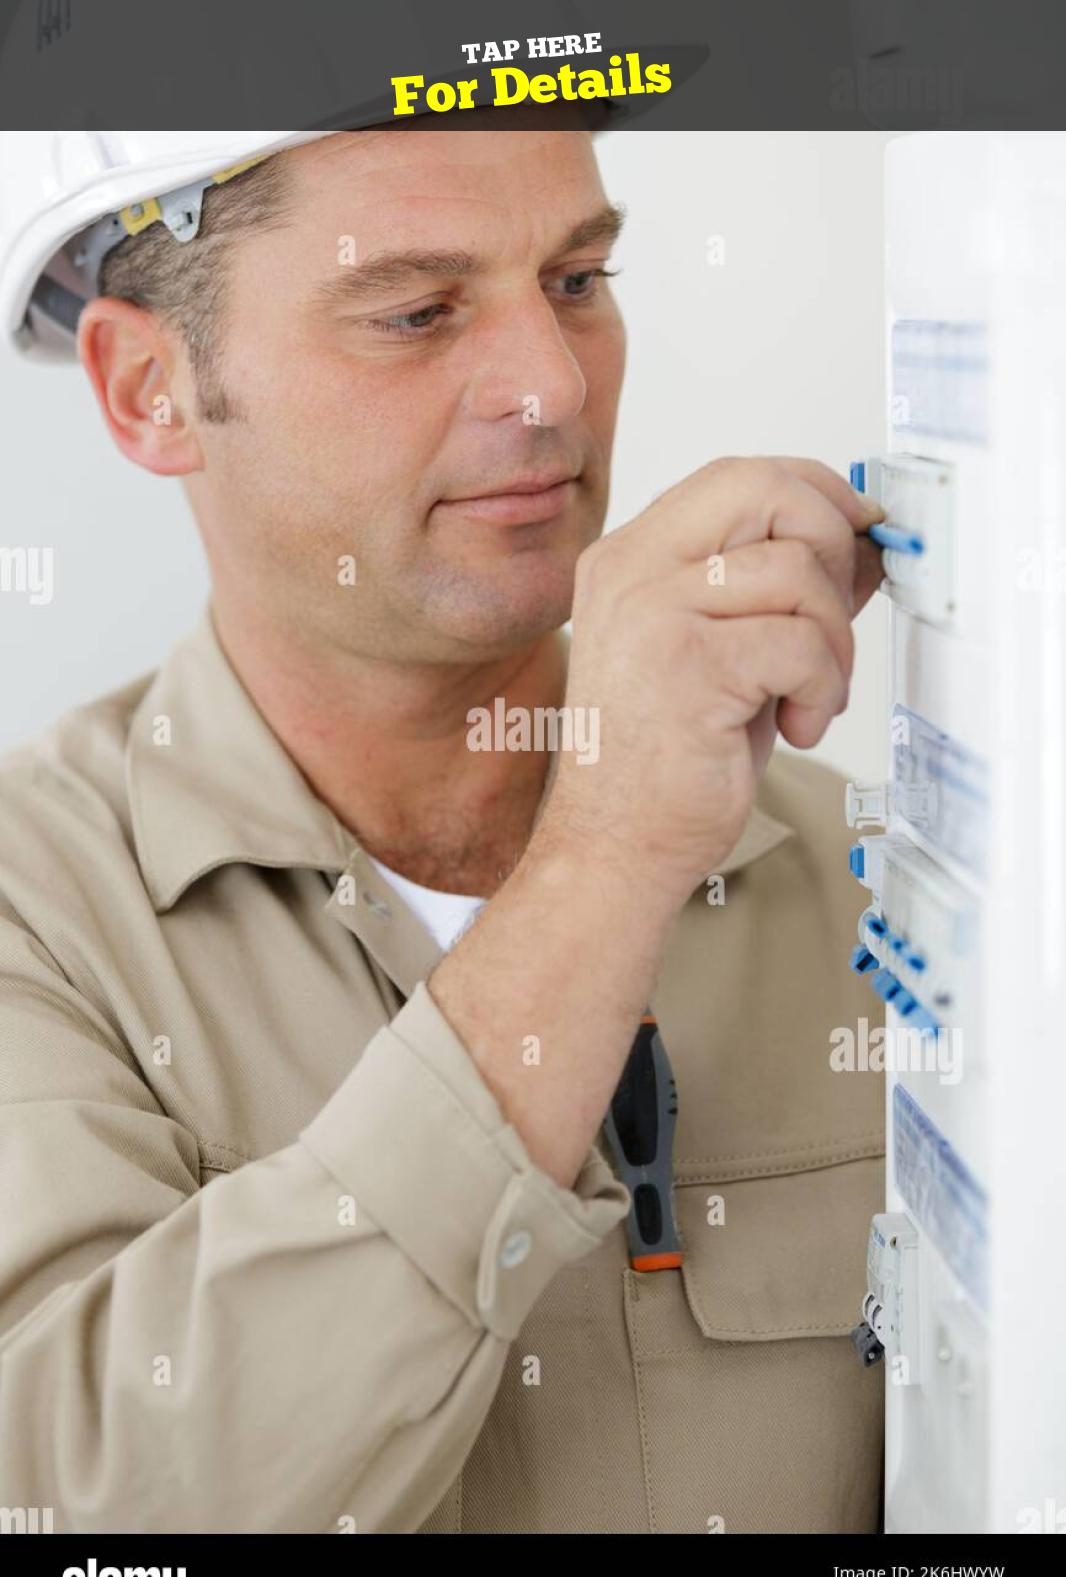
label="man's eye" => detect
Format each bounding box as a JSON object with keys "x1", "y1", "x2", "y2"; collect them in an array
[
  {"x1": 364, "y1": 302, "x2": 451, "y2": 337},
  {"x1": 552, "y1": 266, "x2": 618, "y2": 301}
]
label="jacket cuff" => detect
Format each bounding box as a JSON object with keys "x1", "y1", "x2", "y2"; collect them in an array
[{"x1": 298, "y1": 981, "x2": 631, "y2": 1341}]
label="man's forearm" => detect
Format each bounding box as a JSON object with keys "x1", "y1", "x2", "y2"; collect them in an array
[{"x1": 427, "y1": 833, "x2": 678, "y2": 1191}]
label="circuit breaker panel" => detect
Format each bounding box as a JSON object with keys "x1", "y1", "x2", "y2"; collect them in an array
[{"x1": 847, "y1": 134, "x2": 1066, "y2": 1534}]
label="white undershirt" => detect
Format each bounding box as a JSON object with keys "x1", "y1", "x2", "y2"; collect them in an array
[
  {"x1": 367, "y1": 856, "x2": 486, "y2": 954},
  {"x1": 365, "y1": 625, "x2": 571, "y2": 952}
]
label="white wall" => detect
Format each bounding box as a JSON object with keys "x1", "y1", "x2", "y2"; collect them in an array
[
  {"x1": 596, "y1": 129, "x2": 893, "y2": 781},
  {"x1": 1, "y1": 129, "x2": 892, "y2": 780},
  {"x1": 0, "y1": 360, "x2": 209, "y2": 743}
]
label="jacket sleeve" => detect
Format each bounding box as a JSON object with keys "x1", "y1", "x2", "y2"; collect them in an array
[{"x1": 0, "y1": 909, "x2": 630, "y2": 1533}]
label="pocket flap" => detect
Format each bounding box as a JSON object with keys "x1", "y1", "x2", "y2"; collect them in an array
[{"x1": 674, "y1": 1156, "x2": 882, "y2": 1340}]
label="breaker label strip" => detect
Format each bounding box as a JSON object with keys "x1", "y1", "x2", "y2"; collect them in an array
[
  {"x1": 893, "y1": 1082, "x2": 988, "y2": 1311},
  {"x1": 891, "y1": 318, "x2": 990, "y2": 446},
  {"x1": 892, "y1": 704, "x2": 990, "y2": 880}
]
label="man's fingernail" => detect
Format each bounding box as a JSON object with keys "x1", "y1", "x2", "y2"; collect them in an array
[{"x1": 853, "y1": 489, "x2": 886, "y2": 523}]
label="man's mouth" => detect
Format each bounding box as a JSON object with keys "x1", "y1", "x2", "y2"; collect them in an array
[{"x1": 435, "y1": 470, "x2": 582, "y2": 526}]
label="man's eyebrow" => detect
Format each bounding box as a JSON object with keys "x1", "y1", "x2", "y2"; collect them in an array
[
  {"x1": 552, "y1": 202, "x2": 627, "y2": 257},
  {"x1": 307, "y1": 203, "x2": 626, "y2": 314},
  {"x1": 308, "y1": 249, "x2": 480, "y2": 310}
]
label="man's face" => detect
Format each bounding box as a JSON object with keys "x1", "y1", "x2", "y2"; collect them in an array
[{"x1": 185, "y1": 127, "x2": 626, "y2": 662}]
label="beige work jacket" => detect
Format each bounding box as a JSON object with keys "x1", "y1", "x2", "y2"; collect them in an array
[{"x1": 0, "y1": 608, "x2": 884, "y2": 1533}]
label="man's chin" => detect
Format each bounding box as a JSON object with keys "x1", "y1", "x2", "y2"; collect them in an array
[{"x1": 418, "y1": 563, "x2": 578, "y2": 655}]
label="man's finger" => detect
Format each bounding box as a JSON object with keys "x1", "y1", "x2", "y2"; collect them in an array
[
  {"x1": 766, "y1": 455, "x2": 886, "y2": 532},
  {"x1": 852, "y1": 536, "x2": 887, "y2": 616},
  {"x1": 770, "y1": 456, "x2": 889, "y2": 618}
]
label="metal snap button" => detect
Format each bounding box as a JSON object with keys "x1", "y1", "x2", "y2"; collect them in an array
[{"x1": 500, "y1": 1229, "x2": 532, "y2": 1268}]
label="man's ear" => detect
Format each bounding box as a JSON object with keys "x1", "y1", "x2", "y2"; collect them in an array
[{"x1": 77, "y1": 296, "x2": 204, "y2": 477}]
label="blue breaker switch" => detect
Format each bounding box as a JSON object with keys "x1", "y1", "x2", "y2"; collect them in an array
[
  {"x1": 852, "y1": 454, "x2": 955, "y2": 625},
  {"x1": 871, "y1": 968, "x2": 902, "y2": 1002},
  {"x1": 850, "y1": 455, "x2": 882, "y2": 506},
  {"x1": 850, "y1": 944, "x2": 879, "y2": 975},
  {"x1": 849, "y1": 458, "x2": 922, "y2": 554},
  {"x1": 869, "y1": 522, "x2": 924, "y2": 557},
  {"x1": 849, "y1": 843, "x2": 865, "y2": 880}
]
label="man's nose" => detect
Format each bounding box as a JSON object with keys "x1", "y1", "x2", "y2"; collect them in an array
[{"x1": 462, "y1": 291, "x2": 588, "y2": 429}]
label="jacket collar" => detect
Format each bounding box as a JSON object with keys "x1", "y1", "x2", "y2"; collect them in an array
[
  {"x1": 127, "y1": 607, "x2": 794, "y2": 914},
  {"x1": 127, "y1": 606, "x2": 355, "y2": 912}
]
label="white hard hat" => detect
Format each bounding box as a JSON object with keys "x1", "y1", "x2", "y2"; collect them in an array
[
  {"x1": 0, "y1": 0, "x2": 624, "y2": 365},
  {"x1": 0, "y1": 0, "x2": 511, "y2": 362},
  {"x1": 0, "y1": 0, "x2": 702, "y2": 367},
  {"x1": 0, "y1": 130, "x2": 341, "y2": 363}
]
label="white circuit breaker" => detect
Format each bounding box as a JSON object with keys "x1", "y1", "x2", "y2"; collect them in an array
[{"x1": 845, "y1": 134, "x2": 1066, "y2": 1534}]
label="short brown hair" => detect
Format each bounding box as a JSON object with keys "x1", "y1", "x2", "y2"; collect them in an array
[
  {"x1": 96, "y1": 120, "x2": 605, "y2": 420},
  {"x1": 96, "y1": 154, "x2": 295, "y2": 422}
]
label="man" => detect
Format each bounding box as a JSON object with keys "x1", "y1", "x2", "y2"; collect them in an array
[{"x1": 0, "y1": 124, "x2": 887, "y2": 1533}]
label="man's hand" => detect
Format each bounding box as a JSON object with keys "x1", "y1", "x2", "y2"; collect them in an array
[
  {"x1": 534, "y1": 456, "x2": 885, "y2": 914},
  {"x1": 429, "y1": 455, "x2": 884, "y2": 1190}
]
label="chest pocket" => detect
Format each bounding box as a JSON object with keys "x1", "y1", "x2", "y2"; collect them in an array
[{"x1": 622, "y1": 1157, "x2": 885, "y2": 1534}]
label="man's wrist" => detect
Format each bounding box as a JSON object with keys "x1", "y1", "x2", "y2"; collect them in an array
[
  {"x1": 520, "y1": 829, "x2": 667, "y2": 940},
  {"x1": 521, "y1": 816, "x2": 690, "y2": 944}
]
